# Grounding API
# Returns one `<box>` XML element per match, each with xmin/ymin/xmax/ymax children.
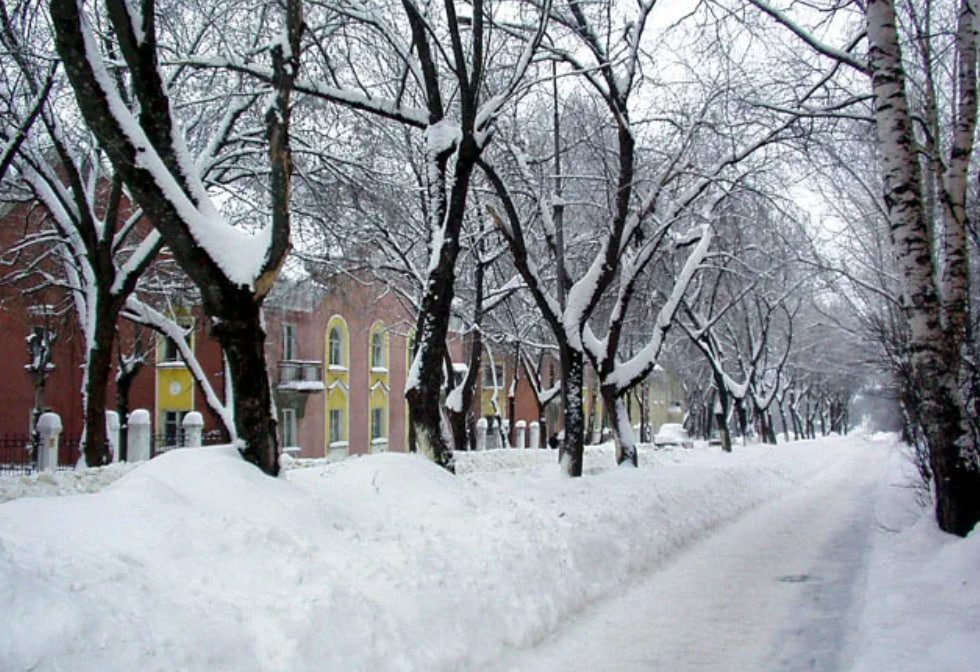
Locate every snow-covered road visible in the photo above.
<box><xmin>486</xmin><ymin>443</ymin><xmax>886</xmax><ymax>672</ymax></box>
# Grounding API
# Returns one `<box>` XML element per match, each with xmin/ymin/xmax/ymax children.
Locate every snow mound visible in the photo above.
<box><xmin>0</xmin><ymin>461</ymin><xmax>137</xmax><ymax>503</ymax></box>
<box><xmin>2</xmin><ymin>435</ymin><xmax>971</xmax><ymax>672</ymax></box>
<box><xmin>850</xmin><ymin>447</ymin><xmax>980</xmax><ymax>671</ymax></box>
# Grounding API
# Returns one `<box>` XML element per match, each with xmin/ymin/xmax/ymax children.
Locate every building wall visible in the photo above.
<box><xmin>264</xmin><ymin>277</ymin><xmax>416</xmax><ymax>458</ymax></box>
<box><xmin>0</xmin><ymin>200</ymin><xmax>88</xmax><ymax>440</ymax></box>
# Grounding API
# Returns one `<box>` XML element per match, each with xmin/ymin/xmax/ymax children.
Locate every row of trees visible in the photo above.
<box><xmin>1</xmin><ymin>0</ymin><xmax>977</xmax><ymax>535</ymax></box>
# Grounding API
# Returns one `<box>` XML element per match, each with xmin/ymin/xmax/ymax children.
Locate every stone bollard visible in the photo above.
<box><xmin>127</xmin><ymin>409</ymin><xmax>151</xmax><ymax>462</ymax></box>
<box><xmin>515</xmin><ymin>420</ymin><xmax>527</xmax><ymax>449</ymax></box>
<box><xmin>182</xmin><ymin>411</ymin><xmax>204</xmax><ymax>448</ymax></box>
<box><xmin>476</xmin><ymin>418</ymin><xmax>488</xmax><ymax>451</ymax></box>
<box><xmin>105</xmin><ymin>411</ymin><xmax>120</xmax><ymax>463</ymax></box>
<box><xmin>36</xmin><ymin>412</ymin><xmax>62</xmax><ymax>472</ymax></box>
<box><xmin>529</xmin><ymin>421</ymin><xmax>541</xmax><ymax>449</ymax></box>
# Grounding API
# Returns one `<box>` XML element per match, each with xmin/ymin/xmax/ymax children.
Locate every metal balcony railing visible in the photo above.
<box><xmin>277</xmin><ymin>360</ymin><xmax>324</xmax><ymax>392</ymax></box>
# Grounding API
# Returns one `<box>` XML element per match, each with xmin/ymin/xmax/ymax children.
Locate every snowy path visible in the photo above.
<box><xmin>485</xmin><ymin>443</ymin><xmax>885</xmax><ymax>672</ymax></box>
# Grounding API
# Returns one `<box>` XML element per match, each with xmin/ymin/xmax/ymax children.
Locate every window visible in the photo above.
<box><xmin>283</xmin><ymin>324</ymin><xmax>297</xmax><ymax>361</ymax></box>
<box><xmin>282</xmin><ymin>408</ymin><xmax>297</xmax><ymax>448</ymax></box>
<box><xmin>371</xmin><ymin>331</ymin><xmax>385</xmax><ymax>368</ymax></box>
<box><xmin>371</xmin><ymin>407</ymin><xmax>385</xmax><ymax>442</ymax></box>
<box><xmin>162</xmin><ymin>410</ymin><xmax>186</xmax><ymax>449</ymax></box>
<box><xmin>483</xmin><ymin>362</ymin><xmax>505</xmax><ymax>389</ymax></box>
<box><xmin>162</xmin><ymin>336</ymin><xmax>180</xmax><ymax>362</ymax></box>
<box><xmin>160</xmin><ymin>321</ymin><xmax>192</xmax><ymax>363</ymax></box>
<box><xmin>329</xmin><ymin>327</ymin><xmax>343</xmax><ymax>366</ymax></box>
<box><xmin>329</xmin><ymin>408</ymin><xmax>343</xmax><ymax>445</ymax></box>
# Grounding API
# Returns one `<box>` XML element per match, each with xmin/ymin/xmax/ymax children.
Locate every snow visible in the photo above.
<box><xmin>77</xmin><ymin>9</ymin><xmax>273</xmax><ymax>290</ymax></box>
<box><xmin>0</xmin><ymin>434</ymin><xmax>976</xmax><ymax>671</ymax></box>
<box><xmin>424</xmin><ymin>119</ymin><xmax>461</xmax><ymax>156</ymax></box>
<box><xmin>277</xmin><ymin>381</ymin><xmax>326</xmax><ymax>392</ymax></box>
<box><xmin>0</xmin><ymin>462</ymin><xmax>137</xmax><ymax>504</ymax></box>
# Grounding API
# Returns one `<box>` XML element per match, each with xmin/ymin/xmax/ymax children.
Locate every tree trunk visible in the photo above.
<box><xmin>559</xmin><ymin>346</ymin><xmax>586</xmax><ymax>476</ymax></box>
<box><xmin>735</xmin><ymin>397</ymin><xmax>748</xmax><ymax>445</ymax></box>
<box><xmin>867</xmin><ymin>0</ymin><xmax>980</xmax><ymax>535</ymax></box>
<box><xmin>604</xmin><ymin>385</ymin><xmax>637</xmax><ymax>467</ymax></box>
<box><xmin>210</xmin><ymin>300</ymin><xmax>278</xmax><ymax>476</ymax></box>
<box><xmin>116</xmin><ymin>367</ymin><xmax>139</xmax><ymax>463</ymax></box>
<box><xmin>81</xmin><ymin>307</ymin><xmax>116</xmax><ymax>467</ymax></box>
<box><xmin>712</xmin><ymin>378</ymin><xmax>733</xmax><ymax>453</ymax></box>
<box><xmin>778</xmin><ymin>401</ymin><xmax>790</xmax><ymax>443</ymax></box>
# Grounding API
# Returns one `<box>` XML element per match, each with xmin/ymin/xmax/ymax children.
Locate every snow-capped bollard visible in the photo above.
<box><xmin>127</xmin><ymin>409</ymin><xmax>151</xmax><ymax>462</ymax></box>
<box><xmin>182</xmin><ymin>411</ymin><xmax>204</xmax><ymax>448</ymax></box>
<box><xmin>105</xmin><ymin>411</ymin><xmax>120</xmax><ymax>463</ymax></box>
<box><xmin>476</xmin><ymin>418</ymin><xmax>488</xmax><ymax>451</ymax></box>
<box><xmin>529</xmin><ymin>421</ymin><xmax>541</xmax><ymax>449</ymax></box>
<box><xmin>515</xmin><ymin>420</ymin><xmax>527</xmax><ymax>449</ymax></box>
<box><xmin>36</xmin><ymin>412</ymin><xmax>62</xmax><ymax>472</ymax></box>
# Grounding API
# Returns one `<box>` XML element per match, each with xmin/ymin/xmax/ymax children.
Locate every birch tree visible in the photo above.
<box><xmin>747</xmin><ymin>0</ymin><xmax>980</xmax><ymax>535</ymax></box>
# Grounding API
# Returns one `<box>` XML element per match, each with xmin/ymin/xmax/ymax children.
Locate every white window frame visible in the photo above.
<box><xmin>282</xmin><ymin>408</ymin><xmax>297</xmax><ymax>448</ymax></box>
<box><xmin>283</xmin><ymin>323</ymin><xmax>297</xmax><ymax>361</ymax></box>
<box><xmin>329</xmin><ymin>407</ymin><xmax>343</xmax><ymax>445</ymax></box>
<box><xmin>371</xmin><ymin>331</ymin><xmax>385</xmax><ymax>369</ymax></box>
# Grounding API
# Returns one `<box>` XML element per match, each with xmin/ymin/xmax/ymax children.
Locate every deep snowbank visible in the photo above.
<box><xmin>849</xmin><ymin>436</ymin><xmax>980</xmax><ymax>672</ymax></box>
<box><xmin>0</xmin><ymin>435</ymin><xmax>975</xmax><ymax>671</ymax></box>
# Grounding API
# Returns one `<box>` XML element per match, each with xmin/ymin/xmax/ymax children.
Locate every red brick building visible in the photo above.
<box><xmin>3</xmin><ymin>191</ymin><xmax>683</xmax><ymax>461</ymax></box>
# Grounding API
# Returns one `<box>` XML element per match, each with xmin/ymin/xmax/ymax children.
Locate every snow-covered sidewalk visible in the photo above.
<box><xmin>0</xmin><ymin>434</ymin><xmax>976</xmax><ymax>671</ymax></box>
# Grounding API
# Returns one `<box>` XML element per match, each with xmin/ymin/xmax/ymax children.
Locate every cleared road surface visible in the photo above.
<box><xmin>487</xmin><ymin>443</ymin><xmax>885</xmax><ymax>672</ymax></box>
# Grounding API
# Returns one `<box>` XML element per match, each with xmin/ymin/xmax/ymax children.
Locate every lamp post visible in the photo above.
<box><xmin>26</xmin><ymin>326</ymin><xmax>56</xmax><ymax>465</ymax></box>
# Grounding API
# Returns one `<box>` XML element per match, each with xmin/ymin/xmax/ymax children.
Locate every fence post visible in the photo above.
<box><xmin>182</xmin><ymin>411</ymin><xmax>204</xmax><ymax>448</ymax></box>
<box><xmin>515</xmin><ymin>420</ymin><xmax>527</xmax><ymax>449</ymax></box>
<box><xmin>128</xmin><ymin>409</ymin><xmax>151</xmax><ymax>462</ymax></box>
<box><xmin>36</xmin><ymin>412</ymin><xmax>62</xmax><ymax>472</ymax></box>
<box><xmin>476</xmin><ymin>418</ymin><xmax>488</xmax><ymax>451</ymax></box>
<box><xmin>529</xmin><ymin>421</ymin><xmax>540</xmax><ymax>449</ymax></box>
<box><xmin>106</xmin><ymin>411</ymin><xmax>120</xmax><ymax>463</ymax></box>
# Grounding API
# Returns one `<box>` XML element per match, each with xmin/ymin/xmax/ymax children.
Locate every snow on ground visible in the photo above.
<box><xmin>0</xmin><ymin>434</ymin><xmax>976</xmax><ymax>671</ymax></box>
<box><xmin>0</xmin><ymin>462</ymin><xmax>138</xmax><ymax>504</ymax></box>
<box><xmin>849</xmin><ymin>435</ymin><xmax>980</xmax><ymax>672</ymax></box>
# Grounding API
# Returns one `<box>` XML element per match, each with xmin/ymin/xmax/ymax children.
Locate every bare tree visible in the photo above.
<box><xmin>49</xmin><ymin>0</ymin><xmax>303</xmax><ymax>475</ymax></box>
<box><xmin>1</xmin><ymin>4</ymin><xmax>168</xmax><ymax>465</ymax></box>
<box><xmin>481</xmin><ymin>1</ymin><xmax>795</xmax><ymax>473</ymax></box>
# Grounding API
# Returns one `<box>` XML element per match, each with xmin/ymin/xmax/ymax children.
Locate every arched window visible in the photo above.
<box><xmin>325</xmin><ymin>315</ymin><xmax>350</xmax><ymax>456</ymax></box>
<box><xmin>369</xmin><ymin>321</ymin><xmax>387</xmax><ymax>370</ymax></box>
<box><xmin>371</xmin><ymin>331</ymin><xmax>384</xmax><ymax>368</ymax></box>
<box><xmin>329</xmin><ymin>327</ymin><xmax>343</xmax><ymax>366</ymax></box>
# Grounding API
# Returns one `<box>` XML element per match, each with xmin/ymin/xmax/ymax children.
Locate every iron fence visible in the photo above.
<box><xmin>152</xmin><ymin>429</ymin><xmax>227</xmax><ymax>456</ymax></box>
<box><xmin>0</xmin><ymin>434</ymin><xmax>82</xmax><ymax>476</ymax></box>
<box><xmin>1</xmin><ymin>427</ymin><xmax>225</xmax><ymax>476</ymax></box>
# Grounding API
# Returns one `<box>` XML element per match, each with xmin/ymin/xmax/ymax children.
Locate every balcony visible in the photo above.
<box><xmin>277</xmin><ymin>360</ymin><xmax>325</xmax><ymax>393</ymax></box>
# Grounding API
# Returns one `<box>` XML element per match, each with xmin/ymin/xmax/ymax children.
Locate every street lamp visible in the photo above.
<box><xmin>25</xmin><ymin>326</ymin><xmax>56</xmax><ymax>465</ymax></box>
